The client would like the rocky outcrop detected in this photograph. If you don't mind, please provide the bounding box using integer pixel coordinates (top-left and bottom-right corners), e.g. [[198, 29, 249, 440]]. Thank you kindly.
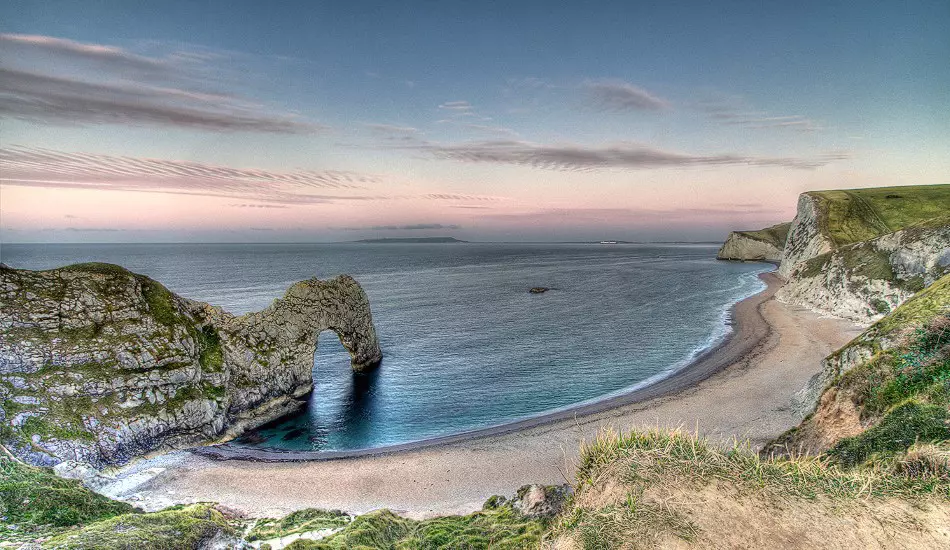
[[717, 222, 790, 263], [776, 223, 950, 323], [0, 263, 381, 468]]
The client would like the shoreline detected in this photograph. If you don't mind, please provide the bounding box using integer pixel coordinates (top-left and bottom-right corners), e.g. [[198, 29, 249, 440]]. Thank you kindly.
[[196, 270, 779, 463]]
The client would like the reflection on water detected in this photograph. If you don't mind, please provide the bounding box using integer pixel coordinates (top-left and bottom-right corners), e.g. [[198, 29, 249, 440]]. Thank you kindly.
[[236, 332, 382, 450]]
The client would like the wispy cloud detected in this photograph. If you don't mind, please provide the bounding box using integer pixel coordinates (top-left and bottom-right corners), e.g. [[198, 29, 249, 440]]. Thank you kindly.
[[699, 98, 822, 133], [585, 80, 670, 111], [399, 139, 846, 171], [0, 33, 170, 78], [0, 146, 382, 204], [0, 34, 318, 133], [439, 100, 473, 111], [229, 203, 290, 209], [364, 123, 420, 135]]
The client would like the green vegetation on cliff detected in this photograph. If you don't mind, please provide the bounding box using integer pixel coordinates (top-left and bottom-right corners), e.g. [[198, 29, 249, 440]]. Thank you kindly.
[[769, 274, 950, 468], [807, 184, 950, 247]]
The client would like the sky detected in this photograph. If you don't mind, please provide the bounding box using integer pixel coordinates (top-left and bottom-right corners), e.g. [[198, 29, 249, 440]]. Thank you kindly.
[[1, 0, 948, 243]]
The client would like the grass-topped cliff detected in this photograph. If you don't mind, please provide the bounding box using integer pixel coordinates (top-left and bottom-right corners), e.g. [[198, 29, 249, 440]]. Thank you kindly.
[[716, 222, 791, 262], [749, 184, 950, 322], [805, 185, 950, 247]]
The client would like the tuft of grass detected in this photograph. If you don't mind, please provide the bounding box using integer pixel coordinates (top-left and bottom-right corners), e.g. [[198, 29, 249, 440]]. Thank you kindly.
[[0, 458, 137, 541], [891, 442, 950, 480], [42, 503, 238, 550], [247, 508, 349, 541]]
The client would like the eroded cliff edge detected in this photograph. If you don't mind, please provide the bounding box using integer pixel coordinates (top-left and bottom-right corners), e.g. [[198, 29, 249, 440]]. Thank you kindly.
[[0, 263, 382, 468]]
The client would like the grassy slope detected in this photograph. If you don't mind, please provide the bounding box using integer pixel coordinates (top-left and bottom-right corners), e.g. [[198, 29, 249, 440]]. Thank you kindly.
[[0, 458, 136, 543], [734, 222, 791, 249], [808, 184, 950, 247], [768, 274, 950, 465]]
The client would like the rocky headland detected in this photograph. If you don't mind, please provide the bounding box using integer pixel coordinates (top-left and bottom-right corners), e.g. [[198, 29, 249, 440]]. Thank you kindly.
[[0, 263, 381, 469], [720, 185, 950, 323], [716, 222, 790, 263]]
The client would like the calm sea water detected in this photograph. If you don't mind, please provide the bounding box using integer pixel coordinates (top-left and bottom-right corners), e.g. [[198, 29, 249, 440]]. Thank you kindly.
[[0, 243, 769, 452]]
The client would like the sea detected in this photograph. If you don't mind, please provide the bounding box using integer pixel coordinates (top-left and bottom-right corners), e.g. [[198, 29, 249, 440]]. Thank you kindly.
[[0, 242, 770, 453]]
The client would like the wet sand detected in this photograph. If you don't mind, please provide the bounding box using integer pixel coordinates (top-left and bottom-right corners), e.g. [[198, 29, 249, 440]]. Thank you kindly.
[[108, 272, 862, 518]]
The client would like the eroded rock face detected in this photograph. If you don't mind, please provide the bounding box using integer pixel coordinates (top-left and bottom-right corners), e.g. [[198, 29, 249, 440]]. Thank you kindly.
[[777, 193, 835, 278], [776, 224, 950, 323], [0, 263, 381, 468]]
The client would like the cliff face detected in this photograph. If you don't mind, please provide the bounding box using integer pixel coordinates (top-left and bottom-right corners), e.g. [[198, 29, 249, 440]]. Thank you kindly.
[[0, 263, 381, 468], [776, 223, 950, 323], [777, 193, 833, 277], [716, 222, 790, 262]]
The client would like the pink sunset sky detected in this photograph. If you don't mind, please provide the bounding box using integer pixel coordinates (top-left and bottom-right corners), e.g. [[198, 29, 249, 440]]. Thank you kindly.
[[1, 2, 948, 243]]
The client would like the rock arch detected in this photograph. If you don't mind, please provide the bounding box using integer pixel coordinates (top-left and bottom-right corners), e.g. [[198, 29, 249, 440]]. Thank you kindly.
[[0, 264, 382, 467]]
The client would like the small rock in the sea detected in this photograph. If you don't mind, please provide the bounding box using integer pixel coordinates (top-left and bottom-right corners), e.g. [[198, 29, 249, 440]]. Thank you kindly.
[[529, 287, 550, 294]]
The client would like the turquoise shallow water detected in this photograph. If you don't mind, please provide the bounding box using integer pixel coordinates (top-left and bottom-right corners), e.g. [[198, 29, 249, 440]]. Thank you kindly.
[[0, 243, 769, 452]]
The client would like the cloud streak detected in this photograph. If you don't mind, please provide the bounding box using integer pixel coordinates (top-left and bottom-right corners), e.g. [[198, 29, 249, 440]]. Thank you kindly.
[[401, 140, 846, 171], [0, 146, 382, 204], [0, 34, 318, 133], [585, 80, 670, 111]]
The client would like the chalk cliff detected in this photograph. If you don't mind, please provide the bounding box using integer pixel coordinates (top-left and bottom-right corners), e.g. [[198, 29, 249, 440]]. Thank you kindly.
[[0, 263, 381, 468], [721, 185, 950, 324], [716, 222, 790, 262]]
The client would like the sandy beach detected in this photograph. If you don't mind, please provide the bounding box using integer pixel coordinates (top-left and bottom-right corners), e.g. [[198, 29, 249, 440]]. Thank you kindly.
[[107, 272, 862, 518]]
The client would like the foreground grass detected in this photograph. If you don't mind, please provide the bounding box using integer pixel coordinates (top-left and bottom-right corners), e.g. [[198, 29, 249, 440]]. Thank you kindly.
[[247, 508, 350, 541], [551, 427, 950, 549], [283, 506, 546, 550], [41, 504, 238, 550], [575, 428, 949, 502], [0, 458, 136, 542]]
